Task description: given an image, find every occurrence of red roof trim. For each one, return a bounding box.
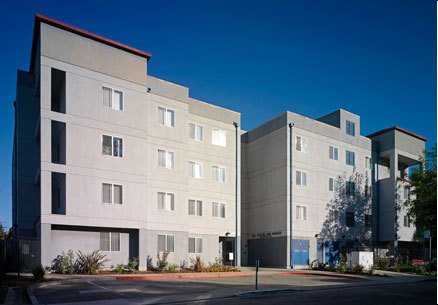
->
[30,14,152,72]
[367,126,427,142]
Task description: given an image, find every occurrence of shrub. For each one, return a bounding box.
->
[126,257,139,272]
[156,252,169,272]
[325,264,337,272]
[190,256,204,272]
[310,259,325,271]
[338,263,348,274]
[375,258,389,270]
[114,264,125,274]
[179,260,188,270]
[51,250,75,274]
[208,258,223,268]
[352,264,365,274]
[75,250,108,274]
[32,264,45,281]
[167,264,178,272]
[147,255,155,271]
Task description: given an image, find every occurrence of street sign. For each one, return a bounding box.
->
[424,230,431,239]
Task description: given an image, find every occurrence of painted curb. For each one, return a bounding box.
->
[279,271,364,279]
[116,272,252,281]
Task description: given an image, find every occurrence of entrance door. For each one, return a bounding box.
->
[292,239,309,265]
[324,240,340,265]
[317,239,324,262]
[219,237,234,266]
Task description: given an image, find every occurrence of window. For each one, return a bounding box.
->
[102,87,123,111]
[188,200,203,216]
[212,166,226,182]
[346,150,355,166]
[158,234,174,252]
[365,214,372,227]
[329,210,339,223]
[329,146,339,160]
[403,215,411,227]
[346,181,355,196]
[212,129,226,147]
[365,157,372,170]
[100,232,120,251]
[296,171,307,186]
[158,192,175,211]
[189,123,203,141]
[296,205,307,220]
[346,120,355,136]
[404,187,411,200]
[296,136,307,152]
[158,149,175,169]
[102,135,123,157]
[189,161,203,179]
[212,202,226,218]
[346,212,355,227]
[188,237,203,254]
[158,107,175,127]
[329,178,338,192]
[102,183,123,204]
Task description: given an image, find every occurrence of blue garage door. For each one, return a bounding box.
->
[292,239,309,265]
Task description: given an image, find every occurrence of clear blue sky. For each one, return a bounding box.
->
[0,0,436,228]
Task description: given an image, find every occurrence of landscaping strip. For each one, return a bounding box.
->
[116,272,252,281]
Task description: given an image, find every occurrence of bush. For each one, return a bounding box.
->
[310,259,325,271]
[156,252,169,272]
[147,255,155,271]
[51,250,75,274]
[167,264,178,272]
[126,257,139,272]
[114,264,125,274]
[208,258,223,268]
[75,250,108,274]
[338,263,348,274]
[352,264,365,274]
[32,264,45,281]
[375,258,389,270]
[190,256,204,272]
[179,260,188,270]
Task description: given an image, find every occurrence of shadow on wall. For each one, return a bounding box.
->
[320,171,372,263]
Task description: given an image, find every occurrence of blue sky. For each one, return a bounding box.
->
[0,0,436,228]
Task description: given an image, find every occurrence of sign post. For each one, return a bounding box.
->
[255,259,260,290]
[424,230,431,273]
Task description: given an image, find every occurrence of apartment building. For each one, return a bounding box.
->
[13,15,240,270]
[241,110,426,267]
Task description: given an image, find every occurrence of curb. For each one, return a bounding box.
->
[279,271,365,280]
[116,272,252,281]
[236,288,303,297]
[26,285,39,305]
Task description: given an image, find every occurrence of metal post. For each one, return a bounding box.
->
[429,236,432,273]
[288,123,294,269]
[255,259,259,290]
[233,122,239,267]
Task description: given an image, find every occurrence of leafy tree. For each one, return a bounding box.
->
[404,145,437,239]
[0,224,5,239]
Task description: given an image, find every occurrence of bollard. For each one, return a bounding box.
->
[255,259,260,290]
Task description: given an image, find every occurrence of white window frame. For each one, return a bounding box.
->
[188,199,203,216]
[158,149,175,169]
[102,135,123,157]
[346,150,355,166]
[296,205,307,220]
[212,165,226,182]
[346,120,355,136]
[102,86,124,111]
[365,156,372,170]
[404,187,411,200]
[158,106,175,127]
[158,234,175,253]
[158,192,175,211]
[296,170,307,186]
[100,232,120,252]
[212,129,226,147]
[212,202,226,218]
[188,237,203,254]
[329,146,339,160]
[403,215,411,227]
[189,161,203,179]
[102,183,123,205]
[296,136,307,152]
[189,123,204,141]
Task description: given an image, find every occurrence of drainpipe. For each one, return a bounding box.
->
[288,123,294,269]
[233,122,239,267]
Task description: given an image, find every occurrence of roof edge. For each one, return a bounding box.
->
[367,126,427,142]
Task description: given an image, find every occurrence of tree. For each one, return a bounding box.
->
[405,145,437,239]
[0,224,5,239]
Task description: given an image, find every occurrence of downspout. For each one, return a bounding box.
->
[288,123,294,269]
[233,122,239,267]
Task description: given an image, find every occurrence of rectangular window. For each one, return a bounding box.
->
[188,237,203,254]
[346,181,355,196]
[188,200,203,216]
[296,136,307,152]
[329,210,339,223]
[346,212,355,227]
[158,234,174,252]
[212,129,226,147]
[102,135,123,157]
[365,157,372,170]
[100,232,120,252]
[189,161,203,179]
[365,185,372,198]
[158,149,175,169]
[296,171,307,186]
[102,87,123,111]
[365,214,372,227]
[296,205,307,220]
[346,120,355,136]
[158,192,175,211]
[403,215,411,227]
[329,178,338,192]
[158,107,175,127]
[329,146,339,160]
[102,183,123,204]
[212,166,226,182]
[189,123,203,141]
[404,187,410,200]
[346,150,355,166]
[212,202,226,218]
